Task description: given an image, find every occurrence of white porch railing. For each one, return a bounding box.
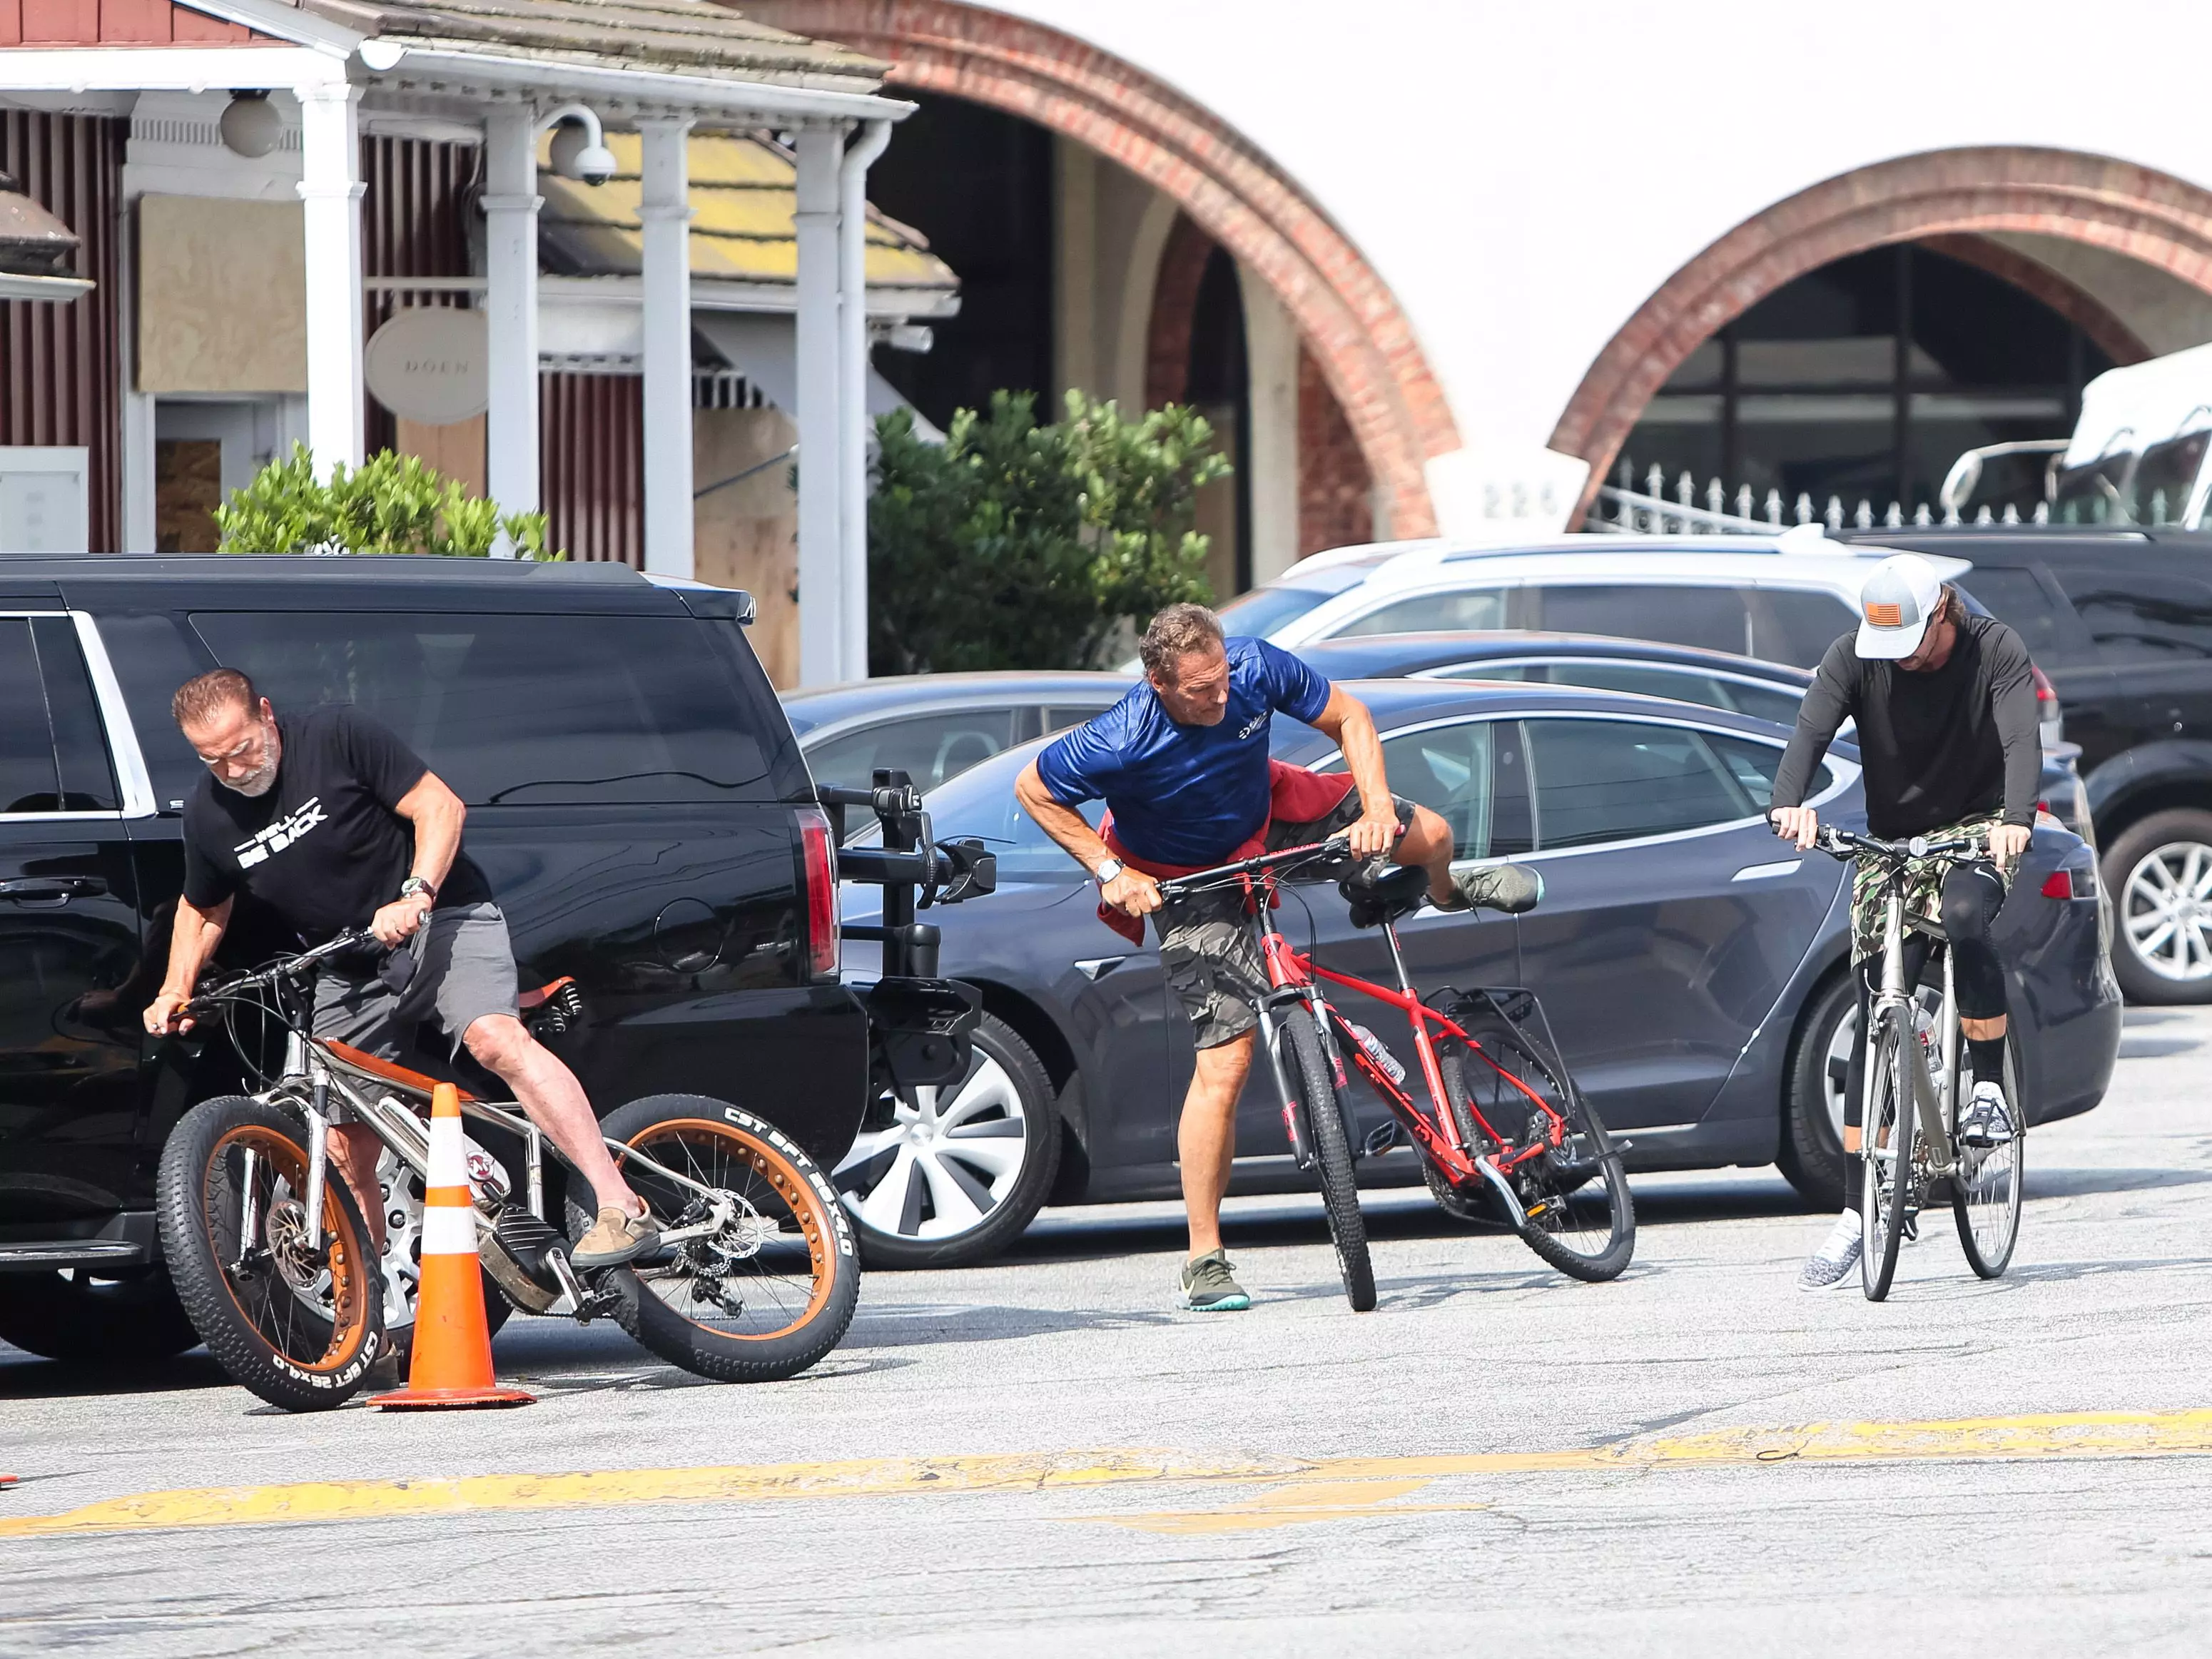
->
[1586,462,2051,535]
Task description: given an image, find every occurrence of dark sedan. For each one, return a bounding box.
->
[836,679,2121,1266]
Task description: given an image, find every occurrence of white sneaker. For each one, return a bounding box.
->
[1797,1212,1862,1291]
[1956,1081,2014,1149]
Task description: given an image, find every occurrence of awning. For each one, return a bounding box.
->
[694,311,940,439]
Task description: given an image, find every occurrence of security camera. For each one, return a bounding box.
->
[547,110,618,187]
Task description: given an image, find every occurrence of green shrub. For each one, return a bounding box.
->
[867,390,1227,674]
[215,444,560,559]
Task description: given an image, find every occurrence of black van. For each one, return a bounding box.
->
[0,554,862,1361]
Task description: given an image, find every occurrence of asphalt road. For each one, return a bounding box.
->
[5,1006,2211,1657]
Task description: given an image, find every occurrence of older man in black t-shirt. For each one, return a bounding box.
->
[141,668,656,1269]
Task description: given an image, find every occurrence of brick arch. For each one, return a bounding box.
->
[1552,147,2212,513]
[744,0,1458,537]
[1143,212,1214,408]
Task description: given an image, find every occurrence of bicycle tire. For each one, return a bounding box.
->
[1952,1036,2024,1279]
[156,1095,384,1411]
[1860,1025,1914,1302]
[1279,1015,1375,1311]
[1449,1015,1635,1282]
[567,1095,860,1381]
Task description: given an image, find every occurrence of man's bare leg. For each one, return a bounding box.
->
[463,1013,643,1216]
[328,1123,388,1255]
[1392,803,1461,905]
[1179,1033,1253,1258]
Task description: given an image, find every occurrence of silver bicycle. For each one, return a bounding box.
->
[1812,827,2024,1301]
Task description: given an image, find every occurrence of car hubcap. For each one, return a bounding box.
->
[834,1052,1029,1240]
[1822,985,1947,1148]
[2121,841,2212,981]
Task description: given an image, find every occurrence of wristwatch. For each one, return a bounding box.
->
[397,876,438,904]
[1093,857,1125,884]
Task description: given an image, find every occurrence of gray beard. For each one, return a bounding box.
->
[226,761,278,798]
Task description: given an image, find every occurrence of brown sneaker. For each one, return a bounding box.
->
[572,1203,659,1269]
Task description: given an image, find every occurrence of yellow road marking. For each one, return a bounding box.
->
[5,1409,2211,1541]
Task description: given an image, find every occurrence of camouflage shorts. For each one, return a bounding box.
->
[1848,813,2010,963]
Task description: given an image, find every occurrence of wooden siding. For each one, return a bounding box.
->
[541,372,641,567]
[361,136,477,457]
[0,109,123,551]
[0,0,273,44]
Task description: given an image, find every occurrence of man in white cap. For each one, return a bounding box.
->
[1767,552,2040,1289]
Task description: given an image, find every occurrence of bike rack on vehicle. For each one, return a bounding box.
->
[820,770,998,1093]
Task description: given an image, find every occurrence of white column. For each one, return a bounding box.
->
[837,119,892,683]
[1239,266,1302,583]
[482,104,542,540]
[639,117,695,579]
[295,83,365,480]
[1053,135,1097,399]
[794,123,843,687]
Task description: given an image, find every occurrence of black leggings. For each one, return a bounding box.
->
[1841,863,2008,1207]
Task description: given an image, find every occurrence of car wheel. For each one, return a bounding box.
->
[2102,809,2212,1004]
[0,1266,201,1365]
[833,1013,1061,1269]
[1778,970,1853,1211]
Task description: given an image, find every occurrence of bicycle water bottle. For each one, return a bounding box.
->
[1345,1022,1406,1088]
[1912,1003,1946,1107]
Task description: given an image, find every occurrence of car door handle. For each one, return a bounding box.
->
[0,876,107,905]
[1075,955,1130,981]
[1731,860,1802,883]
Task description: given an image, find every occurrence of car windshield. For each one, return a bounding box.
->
[1217,565,1369,638]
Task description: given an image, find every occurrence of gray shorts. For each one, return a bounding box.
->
[313,903,520,1061]
[1157,793,1417,1051]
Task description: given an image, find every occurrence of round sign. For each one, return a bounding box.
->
[365,305,489,425]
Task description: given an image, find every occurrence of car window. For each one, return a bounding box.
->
[0,619,60,813]
[1540,661,1731,709]
[1431,661,1532,681]
[1215,580,1345,637]
[88,611,218,811]
[1366,721,1496,861]
[805,709,1023,793]
[1529,584,1752,656]
[1703,730,1829,814]
[32,617,118,811]
[190,612,777,806]
[1044,704,1115,734]
[1524,718,1756,849]
[2050,570,2212,663]
[1338,587,1508,638]
[1745,588,1856,668]
[1954,565,2079,661]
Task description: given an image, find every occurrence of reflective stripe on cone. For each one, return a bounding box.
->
[370,1082,533,1411]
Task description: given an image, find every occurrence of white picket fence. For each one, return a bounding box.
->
[1587,462,2049,537]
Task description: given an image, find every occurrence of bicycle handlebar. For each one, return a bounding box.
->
[178,927,376,1024]
[1808,825,1985,864]
[1154,833,1361,898]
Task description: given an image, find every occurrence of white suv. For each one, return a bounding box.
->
[1219,529,1972,670]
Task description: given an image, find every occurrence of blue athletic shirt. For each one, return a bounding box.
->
[1033,637,1332,866]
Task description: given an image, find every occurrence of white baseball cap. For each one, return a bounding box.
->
[1855,554,1946,660]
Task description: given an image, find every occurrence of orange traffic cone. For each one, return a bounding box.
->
[371,1082,533,1411]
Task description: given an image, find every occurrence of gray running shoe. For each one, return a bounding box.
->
[1797,1214,1862,1292]
[1956,1081,2014,1149]
[1179,1248,1252,1312]
[1438,863,1544,915]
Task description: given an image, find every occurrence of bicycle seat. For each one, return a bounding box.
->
[1341,862,1429,929]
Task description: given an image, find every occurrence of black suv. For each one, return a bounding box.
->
[1844,527,2212,1003]
[0,555,862,1362]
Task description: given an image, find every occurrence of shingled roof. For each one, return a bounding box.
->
[274,0,890,93]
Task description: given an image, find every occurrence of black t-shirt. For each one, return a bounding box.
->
[1771,611,2041,840]
[181,707,492,943]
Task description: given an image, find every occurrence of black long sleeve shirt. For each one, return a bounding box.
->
[1771,611,2041,839]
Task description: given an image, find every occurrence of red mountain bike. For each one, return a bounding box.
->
[1157,839,1635,1309]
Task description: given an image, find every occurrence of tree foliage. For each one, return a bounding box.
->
[214,444,559,559]
[867,390,1228,674]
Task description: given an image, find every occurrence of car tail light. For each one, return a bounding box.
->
[798,808,839,978]
[2031,665,2057,706]
[2041,867,2095,900]
[2030,664,2064,741]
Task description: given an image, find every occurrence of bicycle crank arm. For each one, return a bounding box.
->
[1469,1155,1528,1219]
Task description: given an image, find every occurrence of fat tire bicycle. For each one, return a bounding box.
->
[1155,839,1635,1309]
[1811,826,2024,1301]
[153,930,859,1411]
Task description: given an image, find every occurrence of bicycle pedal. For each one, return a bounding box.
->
[1362,1121,1401,1157]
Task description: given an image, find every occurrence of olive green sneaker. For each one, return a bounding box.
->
[1179,1248,1251,1312]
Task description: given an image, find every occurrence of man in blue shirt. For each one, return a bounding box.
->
[1015,603,1532,1311]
